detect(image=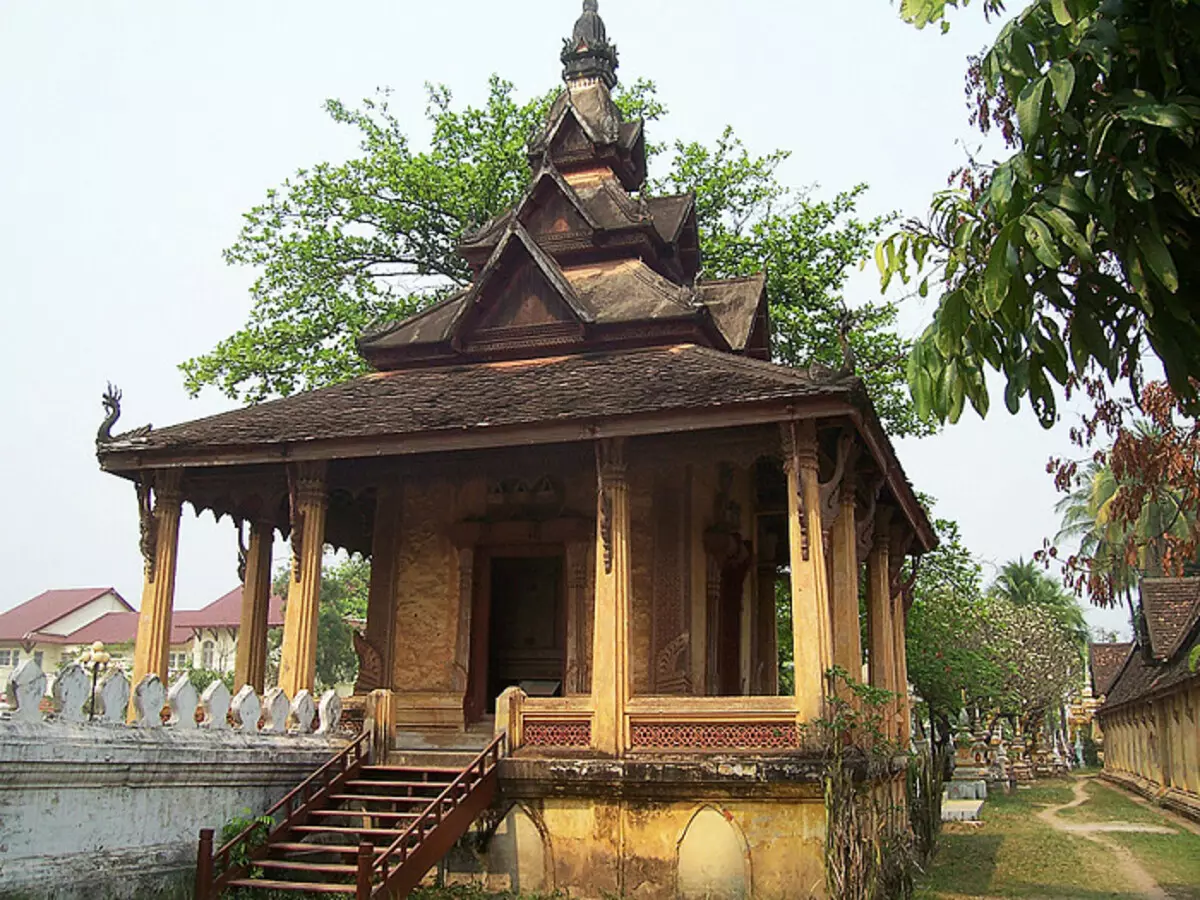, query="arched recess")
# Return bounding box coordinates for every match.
[486,803,554,894]
[676,805,751,900]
